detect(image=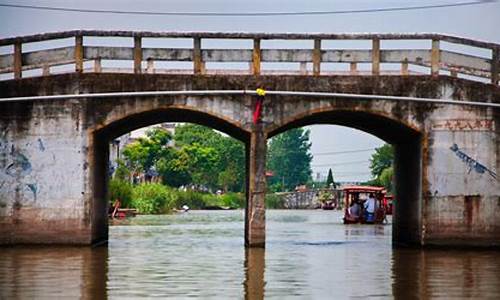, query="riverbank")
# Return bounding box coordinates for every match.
[109,180,291,214]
